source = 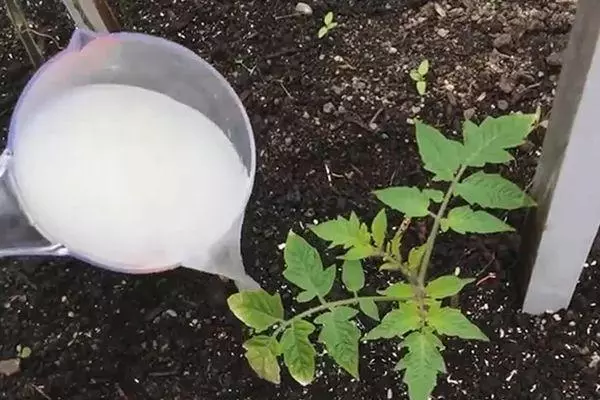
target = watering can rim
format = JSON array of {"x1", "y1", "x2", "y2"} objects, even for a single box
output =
[
  {"x1": 8, "y1": 28, "x2": 257, "y2": 192},
  {"x1": 3, "y1": 29, "x2": 257, "y2": 274}
]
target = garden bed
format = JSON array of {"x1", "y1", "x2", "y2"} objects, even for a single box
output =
[{"x1": 2, "y1": 0, "x2": 598, "y2": 399}]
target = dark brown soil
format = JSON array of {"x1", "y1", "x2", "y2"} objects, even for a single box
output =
[{"x1": 2, "y1": 0, "x2": 597, "y2": 399}]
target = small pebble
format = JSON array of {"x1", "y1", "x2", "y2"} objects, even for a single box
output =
[
  {"x1": 165, "y1": 309, "x2": 178, "y2": 317},
  {"x1": 493, "y1": 33, "x2": 512, "y2": 49},
  {"x1": 284, "y1": 137, "x2": 292, "y2": 146},
  {"x1": 388, "y1": 47, "x2": 398, "y2": 54},
  {"x1": 323, "y1": 102, "x2": 335, "y2": 113},
  {"x1": 497, "y1": 100, "x2": 509, "y2": 111},
  {"x1": 546, "y1": 52, "x2": 562, "y2": 67},
  {"x1": 437, "y1": 28, "x2": 449, "y2": 38},
  {"x1": 464, "y1": 108, "x2": 476, "y2": 120},
  {"x1": 331, "y1": 85, "x2": 344, "y2": 95},
  {"x1": 295, "y1": 2, "x2": 313, "y2": 16},
  {"x1": 387, "y1": 388, "x2": 393, "y2": 399},
  {"x1": 552, "y1": 313, "x2": 561, "y2": 322}
]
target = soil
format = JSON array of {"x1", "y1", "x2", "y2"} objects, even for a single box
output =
[{"x1": 1, "y1": 0, "x2": 596, "y2": 399}]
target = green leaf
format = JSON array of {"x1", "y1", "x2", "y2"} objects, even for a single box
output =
[
  {"x1": 378, "y1": 282, "x2": 414, "y2": 299},
  {"x1": 314, "y1": 307, "x2": 361, "y2": 379},
  {"x1": 407, "y1": 245, "x2": 427, "y2": 270},
  {"x1": 371, "y1": 209, "x2": 387, "y2": 249},
  {"x1": 418, "y1": 59, "x2": 430, "y2": 76},
  {"x1": 342, "y1": 259, "x2": 364, "y2": 292},
  {"x1": 415, "y1": 121, "x2": 463, "y2": 181},
  {"x1": 324, "y1": 11, "x2": 334, "y2": 25},
  {"x1": 441, "y1": 206, "x2": 514, "y2": 234},
  {"x1": 426, "y1": 275, "x2": 475, "y2": 299},
  {"x1": 359, "y1": 299, "x2": 380, "y2": 321},
  {"x1": 379, "y1": 262, "x2": 401, "y2": 271},
  {"x1": 283, "y1": 231, "x2": 336, "y2": 298},
  {"x1": 243, "y1": 336, "x2": 281, "y2": 384},
  {"x1": 340, "y1": 244, "x2": 375, "y2": 260},
  {"x1": 318, "y1": 26, "x2": 328, "y2": 38},
  {"x1": 328, "y1": 21, "x2": 338, "y2": 29},
  {"x1": 310, "y1": 215, "x2": 371, "y2": 249},
  {"x1": 280, "y1": 320, "x2": 317, "y2": 385},
  {"x1": 374, "y1": 186, "x2": 431, "y2": 217},
  {"x1": 296, "y1": 291, "x2": 316, "y2": 303},
  {"x1": 409, "y1": 69, "x2": 422, "y2": 82},
  {"x1": 416, "y1": 80, "x2": 427, "y2": 96},
  {"x1": 455, "y1": 171, "x2": 536, "y2": 210},
  {"x1": 428, "y1": 307, "x2": 489, "y2": 341},
  {"x1": 364, "y1": 302, "x2": 420, "y2": 340},
  {"x1": 423, "y1": 189, "x2": 444, "y2": 203},
  {"x1": 395, "y1": 331, "x2": 446, "y2": 400},
  {"x1": 462, "y1": 114, "x2": 537, "y2": 167},
  {"x1": 227, "y1": 290, "x2": 284, "y2": 332}
]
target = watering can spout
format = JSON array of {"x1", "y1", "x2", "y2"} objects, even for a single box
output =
[
  {"x1": 0, "y1": 150, "x2": 65, "y2": 257},
  {"x1": 67, "y1": 28, "x2": 102, "y2": 51}
]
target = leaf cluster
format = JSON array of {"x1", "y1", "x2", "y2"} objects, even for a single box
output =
[{"x1": 228, "y1": 112, "x2": 538, "y2": 399}]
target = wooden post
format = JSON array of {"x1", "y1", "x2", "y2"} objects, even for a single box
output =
[
  {"x1": 60, "y1": 0, "x2": 120, "y2": 32},
  {"x1": 521, "y1": 0, "x2": 600, "y2": 314}
]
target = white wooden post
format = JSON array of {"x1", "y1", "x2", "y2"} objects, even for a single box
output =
[
  {"x1": 60, "y1": 0, "x2": 119, "y2": 32},
  {"x1": 522, "y1": 0, "x2": 600, "y2": 314}
]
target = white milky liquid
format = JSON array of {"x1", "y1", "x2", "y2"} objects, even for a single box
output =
[{"x1": 12, "y1": 84, "x2": 250, "y2": 271}]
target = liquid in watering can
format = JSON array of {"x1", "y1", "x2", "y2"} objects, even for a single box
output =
[{"x1": 1, "y1": 29, "x2": 259, "y2": 289}]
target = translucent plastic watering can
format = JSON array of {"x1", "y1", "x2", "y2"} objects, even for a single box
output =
[{"x1": 2, "y1": 29, "x2": 259, "y2": 289}]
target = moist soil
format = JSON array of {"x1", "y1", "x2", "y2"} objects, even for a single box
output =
[{"x1": 1, "y1": 0, "x2": 596, "y2": 399}]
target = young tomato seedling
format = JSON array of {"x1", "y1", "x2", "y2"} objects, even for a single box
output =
[
  {"x1": 318, "y1": 11, "x2": 338, "y2": 39},
  {"x1": 228, "y1": 113, "x2": 538, "y2": 400},
  {"x1": 410, "y1": 59, "x2": 430, "y2": 96}
]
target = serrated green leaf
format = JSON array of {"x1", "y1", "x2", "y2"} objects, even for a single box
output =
[
  {"x1": 427, "y1": 307, "x2": 489, "y2": 341},
  {"x1": 310, "y1": 214, "x2": 371, "y2": 250},
  {"x1": 378, "y1": 282, "x2": 414, "y2": 299},
  {"x1": 426, "y1": 275, "x2": 475, "y2": 299},
  {"x1": 342, "y1": 259, "x2": 364, "y2": 292},
  {"x1": 409, "y1": 69, "x2": 422, "y2": 82},
  {"x1": 280, "y1": 320, "x2": 317, "y2": 386},
  {"x1": 314, "y1": 307, "x2": 361, "y2": 379},
  {"x1": 318, "y1": 26, "x2": 328, "y2": 38},
  {"x1": 418, "y1": 59, "x2": 430, "y2": 76},
  {"x1": 324, "y1": 11, "x2": 334, "y2": 25},
  {"x1": 442, "y1": 206, "x2": 514, "y2": 234},
  {"x1": 462, "y1": 114, "x2": 537, "y2": 167},
  {"x1": 296, "y1": 291, "x2": 316, "y2": 303},
  {"x1": 456, "y1": 171, "x2": 536, "y2": 210},
  {"x1": 407, "y1": 245, "x2": 427, "y2": 270},
  {"x1": 415, "y1": 121, "x2": 463, "y2": 181},
  {"x1": 284, "y1": 232, "x2": 336, "y2": 298},
  {"x1": 227, "y1": 290, "x2": 284, "y2": 332},
  {"x1": 371, "y1": 209, "x2": 387, "y2": 249},
  {"x1": 364, "y1": 302, "x2": 420, "y2": 340},
  {"x1": 416, "y1": 80, "x2": 427, "y2": 96},
  {"x1": 423, "y1": 189, "x2": 444, "y2": 203},
  {"x1": 395, "y1": 331, "x2": 446, "y2": 400},
  {"x1": 374, "y1": 186, "x2": 431, "y2": 217},
  {"x1": 340, "y1": 244, "x2": 375, "y2": 260},
  {"x1": 359, "y1": 299, "x2": 380, "y2": 321},
  {"x1": 243, "y1": 336, "x2": 281, "y2": 384}
]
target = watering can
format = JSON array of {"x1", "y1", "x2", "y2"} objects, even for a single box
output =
[{"x1": 1, "y1": 29, "x2": 259, "y2": 289}]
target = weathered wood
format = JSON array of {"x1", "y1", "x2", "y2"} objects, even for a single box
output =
[
  {"x1": 521, "y1": 0, "x2": 600, "y2": 314},
  {"x1": 60, "y1": 0, "x2": 119, "y2": 32}
]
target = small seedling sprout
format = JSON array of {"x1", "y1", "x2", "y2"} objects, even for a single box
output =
[
  {"x1": 410, "y1": 59, "x2": 430, "y2": 96},
  {"x1": 318, "y1": 11, "x2": 338, "y2": 39}
]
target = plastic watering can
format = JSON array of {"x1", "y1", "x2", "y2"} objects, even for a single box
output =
[{"x1": 1, "y1": 29, "x2": 259, "y2": 289}]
